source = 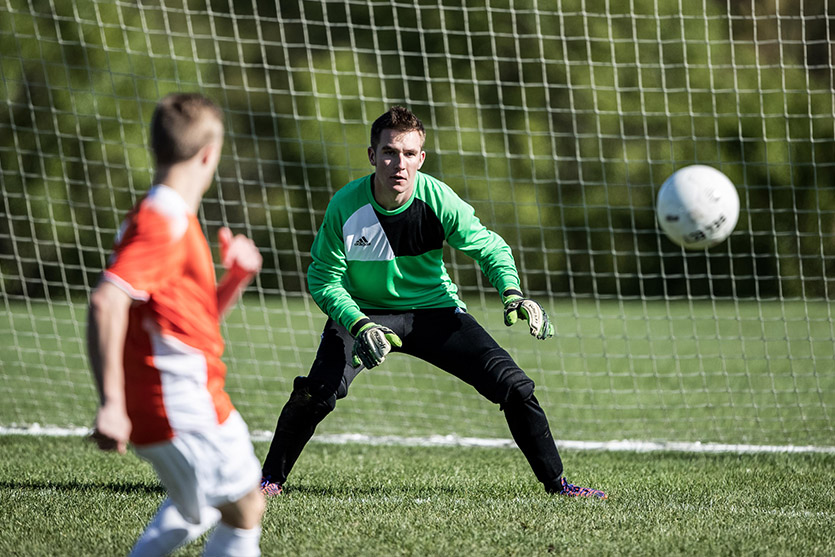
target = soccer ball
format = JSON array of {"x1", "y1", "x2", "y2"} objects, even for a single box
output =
[{"x1": 656, "y1": 165, "x2": 739, "y2": 249}]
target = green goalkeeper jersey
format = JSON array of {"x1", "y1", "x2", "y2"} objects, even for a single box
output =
[{"x1": 308, "y1": 171, "x2": 521, "y2": 332}]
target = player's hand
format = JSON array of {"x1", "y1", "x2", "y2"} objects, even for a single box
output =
[
  {"x1": 351, "y1": 322, "x2": 402, "y2": 369},
  {"x1": 90, "y1": 403, "x2": 132, "y2": 454},
  {"x1": 503, "y1": 291, "x2": 554, "y2": 340},
  {"x1": 218, "y1": 227, "x2": 262, "y2": 275}
]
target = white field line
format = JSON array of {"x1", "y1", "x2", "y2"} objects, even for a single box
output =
[{"x1": 2, "y1": 425, "x2": 835, "y2": 454}]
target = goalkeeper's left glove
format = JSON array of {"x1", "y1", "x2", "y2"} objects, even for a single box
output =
[
  {"x1": 502, "y1": 289, "x2": 555, "y2": 340},
  {"x1": 351, "y1": 320, "x2": 403, "y2": 369}
]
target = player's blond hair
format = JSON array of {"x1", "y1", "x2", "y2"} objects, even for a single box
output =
[{"x1": 150, "y1": 93, "x2": 224, "y2": 166}]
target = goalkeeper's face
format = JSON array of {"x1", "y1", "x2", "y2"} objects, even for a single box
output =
[{"x1": 369, "y1": 128, "x2": 426, "y2": 210}]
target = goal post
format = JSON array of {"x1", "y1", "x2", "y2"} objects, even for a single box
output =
[{"x1": 1, "y1": 0, "x2": 833, "y2": 448}]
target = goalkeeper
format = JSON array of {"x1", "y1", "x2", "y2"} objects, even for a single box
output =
[{"x1": 260, "y1": 106, "x2": 606, "y2": 499}]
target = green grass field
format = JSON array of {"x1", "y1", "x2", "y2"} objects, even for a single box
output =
[
  {"x1": 2, "y1": 298, "x2": 834, "y2": 445},
  {"x1": 2, "y1": 298, "x2": 834, "y2": 554},
  {"x1": 1, "y1": 435, "x2": 833, "y2": 556}
]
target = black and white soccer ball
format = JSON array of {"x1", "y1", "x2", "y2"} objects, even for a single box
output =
[{"x1": 656, "y1": 165, "x2": 739, "y2": 249}]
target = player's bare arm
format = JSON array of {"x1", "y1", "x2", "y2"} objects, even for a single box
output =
[
  {"x1": 87, "y1": 281, "x2": 133, "y2": 454},
  {"x1": 217, "y1": 226, "x2": 263, "y2": 318}
]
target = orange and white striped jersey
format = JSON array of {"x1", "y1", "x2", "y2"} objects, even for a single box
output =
[{"x1": 103, "y1": 185, "x2": 233, "y2": 446}]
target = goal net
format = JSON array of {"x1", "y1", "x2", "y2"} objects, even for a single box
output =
[{"x1": 1, "y1": 0, "x2": 833, "y2": 448}]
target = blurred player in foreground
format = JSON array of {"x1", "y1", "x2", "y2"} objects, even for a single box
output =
[
  {"x1": 87, "y1": 93, "x2": 265, "y2": 556},
  {"x1": 259, "y1": 106, "x2": 606, "y2": 500}
]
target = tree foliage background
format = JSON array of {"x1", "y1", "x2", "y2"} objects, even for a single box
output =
[{"x1": 1, "y1": 0, "x2": 834, "y2": 301}]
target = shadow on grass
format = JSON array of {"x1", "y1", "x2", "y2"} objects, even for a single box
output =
[
  {"x1": 283, "y1": 483, "x2": 472, "y2": 497},
  {"x1": 0, "y1": 479, "x2": 165, "y2": 495}
]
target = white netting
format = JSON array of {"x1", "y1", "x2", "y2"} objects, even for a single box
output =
[{"x1": 1, "y1": 0, "x2": 833, "y2": 446}]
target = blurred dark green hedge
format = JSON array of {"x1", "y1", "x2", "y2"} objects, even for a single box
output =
[{"x1": 1, "y1": 0, "x2": 833, "y2": 300}]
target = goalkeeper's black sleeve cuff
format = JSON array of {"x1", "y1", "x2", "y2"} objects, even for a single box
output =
[
  {"x1": 350, "y1": 317, "x2": 373, "y2": 336},
  {"x1": 502, "y1": 288, "x2": 523, "y2": 300}
]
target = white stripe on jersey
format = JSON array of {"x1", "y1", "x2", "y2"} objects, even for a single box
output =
[
  {"x1": 343, "y1": 203, "x2": 395, "y2": 261},
  {"x1": 145, "y1": 184, "x2": 190, "y2": 241},
  {"x1": 101, "y1": 270, "x2": 151, "y2": 301},
  {"x1": 145, "y1": 320, "x2": 218, "y2": 434}
]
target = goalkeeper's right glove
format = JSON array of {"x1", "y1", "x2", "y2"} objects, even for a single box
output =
[
  {"x1": 502, "y1": 289, "x2": 555, "y2": 340},
  {"x1": 351, "y1": 321, "x2": 402, "y2": 369}
]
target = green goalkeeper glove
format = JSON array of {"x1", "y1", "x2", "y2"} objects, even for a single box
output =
[
  {"x1": 502, "y1": 289, "x2": 555, "y2": 340},
  {"x1": 351, "y1": 321, "x2": 403, "y2": 369}
]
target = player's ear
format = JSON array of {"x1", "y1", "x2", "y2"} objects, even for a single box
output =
[
  {"x1": 200, "y1": 140, "x2": 222, "y2": 169},
  {"x1": 368, "y1": 146, "x2": 376, "y2": 166},
  {"x1": 417, "y1": 150, "x2": 426, "y2": 169}
]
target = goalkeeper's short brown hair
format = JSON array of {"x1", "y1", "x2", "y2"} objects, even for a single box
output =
[
  {"x1": 370, "y1": 106, "x2": 425, "y2": 151},
  {"x1": 150, "y1": 93, "x2": 224, "y2": 166}
]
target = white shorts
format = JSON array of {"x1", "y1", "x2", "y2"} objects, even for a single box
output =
[{"x1": 135, "y1": 411, "x2": 261, "y2": 524}]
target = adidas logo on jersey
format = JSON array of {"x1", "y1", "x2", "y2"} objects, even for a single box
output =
[{"x1": 354, "y1": 236, "x2": 371, "y2": 246}]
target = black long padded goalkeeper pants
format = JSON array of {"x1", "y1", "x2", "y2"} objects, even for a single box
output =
[{"x1": 261, "y1": 307, "x2": 564, "y2": 491}]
